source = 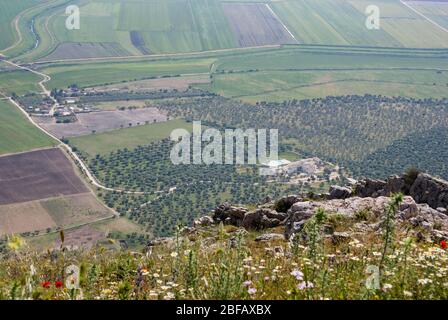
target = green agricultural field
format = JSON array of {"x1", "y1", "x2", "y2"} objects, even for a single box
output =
[
  {"x1": 3, "y1": 0, "x2": 71, "y2": 60},
  {"x1": 0, "y1": 100, "x2": 57, "y2": 155},
  {"x1": 214, "y1": 46, "x2": 448, "y2": 72},
  {"x1": 408, "y1": 1, "x2": 448, "y2": 30},
  {"x1": 207, "y1": 69, "x2": 448, "y2": 102},
  {"x1": 348, "y1": 0, "x2": 448, "y2": 47},
  {"x1": 0, "y1": 70, "x2": 42, "y2": 96},
  {"x1": 0, "y1": 0, "x2": 40, "y2": 51},
  {"x1": 272, "y1": 0, "x2": 448, "y2": 48},
  {"x1": 204, "y1": 46, "x2": 448, "y2": 102},
  {"x1": 41, "y1": 57, "x2": 214, "y2": 89},
  {"x1": 69, "y1": 118, "x2": 191, "y2": 156},
  {"x1": 39, "y1": 0, "x2": 237, "y2": 58}
]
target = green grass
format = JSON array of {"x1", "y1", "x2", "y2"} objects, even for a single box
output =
[
  {"x1": 273, "y1": 0, "x2": 448, "y2": 48},
  {"x1": 207, "y1": 69, "x2": 448, "y2": 102},
  {"x1": 410, "y1": 1, "x2": 448, "y2": 30},
  {"x1": 348, "y1": 0, "x2": 448, "y2": 48},
  {"x1": 279, "y1": 151, "x2": 300, "y2": 162},
  {"x1": 4, "y1": 0, "x2": 71, "y2": 60},
  {"x1": 2, "y1": 209, "x2": 448, "y2": 300},
  {"x1": 38, "y1": 0, "x2": 237, "y2": 57},
  {"x1": 42, "y1": 58, "x2": 214, "y2": 88},
  {"x1": 200, "y1": 46, "x2": 448, "y2": 102},
  {"x1": 0, "y1": 0, "x2": 40, "y2": 51},
  {"x1": 0, "y1": 70, "x2": 42, "y2": 95},
  {"x1": 215, "y1": 46, "x2": 448, "y2": 71},
  {"x1": 70, "y1": 118, "x2": 192, "y2": 156},
  {"x1": 0, "y1": 100, "x2": 57, "y2": 155}
]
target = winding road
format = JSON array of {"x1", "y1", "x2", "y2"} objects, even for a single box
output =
[{"x1": 1, "y1": 52, "x2": 155, "y2": 196}]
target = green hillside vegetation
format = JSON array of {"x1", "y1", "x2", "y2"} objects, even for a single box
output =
[
  {"x1": 0, "y1": 100, "x2": 57, "y2": 155},
  {"x1": 349, "y1": 127, "x2": 448, "y2": 179},
  {"x1": 88, "y1": 139, "x2": 300, "y2": 236},
  {"x1": 156, "y1": 95, "x2": 448, "y2": 179}
]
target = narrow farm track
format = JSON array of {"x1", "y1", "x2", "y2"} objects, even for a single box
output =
[
  {"x1": 0, "y1": 0, "x2": 61, "y2": 56},
  {"x1": 0, "y1": 53, "x2": 156, "y2": 196},
  {"x1": 400, "y1": 0, "x2": 448, "y2": 34}
]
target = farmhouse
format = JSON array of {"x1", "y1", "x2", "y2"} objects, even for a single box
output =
[{"x1": 259, "y1": 159, "x2": 291, "y2": 176}]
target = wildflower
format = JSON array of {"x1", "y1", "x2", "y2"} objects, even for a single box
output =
[
  {"x1": 141, "y1": 268, "x2": 150, "y2": 276},
  {"x1": 247, "y1": 287, "x2": 257, "y2": 295},
  {"x1": 264, "y1": 276, "x2": 270, "y2": 281},
  {"x1": 55, "y1": 281, "x2": 63, "y2": 289},
  {"x1": 417, "y1": 278, "x2": 432, "y2": 285},
  {"x1": 290, "y1": 269, "x2": 304, "y2": 281},
  {"x1": 7, "y1": 235, "x2": 25, "y2": 251},
  {"x1": 243, "y1": 280, "x2": 252, "y2": 287},
  {"x1": 30, "y1": 265, "x2": 36, "y2": 276},
  {"x1": 163, "y1": 292, "x2": 175, "y2": 300},
  {"x1": 403, "y1": 290, "x2": 413, "y2": 297},
  {"x1": 153, "y1": 273, "x2": 160, "y2": 278},
  {"x1": 382, "y1": 283, "x2": 392, "y2": 291},
  {"x1": 101, "y1": 289, "x2": 112, "y2": 295},
  {"x1": 297, "y1": 281, "x2": 314, "y2": 290},
  {"x1": 441, "y1": 240, "x2": 447, "y2": 250},
  {"x1": 42, "y1": 281, "x2": 51, "y2": 289},
  {"x1": 170, "y1": 252, "x2": 178, "y2": 258},
  {"x1": 149, "y1": 291, "x2": 158, "y2": 298}
]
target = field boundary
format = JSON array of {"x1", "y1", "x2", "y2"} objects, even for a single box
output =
[
  {"x1": 265, "y1": 3, "x2": 299, "y2": 44},
  {"x1": 32, "y1": 44, "x2": 282, "y2": 65},
  {"x1": 400, "y1": 0, "x2": 448, "y2": 34}
]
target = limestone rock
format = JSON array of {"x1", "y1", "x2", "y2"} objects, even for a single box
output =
[
  {"x1": 328, "y1": 185, "x2": 352, "y2": 200},
  {"x1": 242, "y1": 209, "x2": 286, "y2": 230},
  {"x1": 274, "y1": 195, "x2": 303, "y2": 213},
  {"x1": 255, "y1": 233, "x2": 285, "y2": 242},
  {"x1": 409, "y1": 173, "x2": 448, "y2": 210},
  {"x1": 194, "y1": 216, "x2": 214, "y2": 228},
  {"x1": 354, "y1": 178, "x2": 386, "y2": 197},
  {"x1": 213, "y1": 203, "x2": 248, "y2": 226}
]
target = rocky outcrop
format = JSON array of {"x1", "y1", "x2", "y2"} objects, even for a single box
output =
[
  {"x1": 284, "y1": 196, "x2": 393, "y2": 238},
  {"x1": 212, "y1": 204, "x2": 286, "y2": 230},
  {"x1": 354, "y1": 175, "x2": 407, "y2": 197},
  {"x1": 198, "y1": 172, "x2": 448, "y2": 245},
  {"x1": 213, "y1": 204, "x2": 248, "y2": 226},
  {"x1": 255, "y1": 233, "x2": 285, "y2": 242},
  {"x1": 284, "y1": 195, "x2": 448, "y2": 239},
  {"x1": 328, "y1": 186, "x2": 352, "y2": 200},
  {"x1": 274, "y1": 195, "x2": 303, "y2": 213},
  {"x1": 354, "y1": 178, "x2": 387, "y2": 197},
  {"x1": 194, "y1": 216, "x2": 214, "y2": 228},
  {"x1": 354, "y1": 173, "x2": 448, "y2": 211},
  {"x1": 409, "y1": 173, "x2": 448, "y2": 210},
  {"x1": 242, "y1": 209, "x2": 287, "y2": 230}
]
